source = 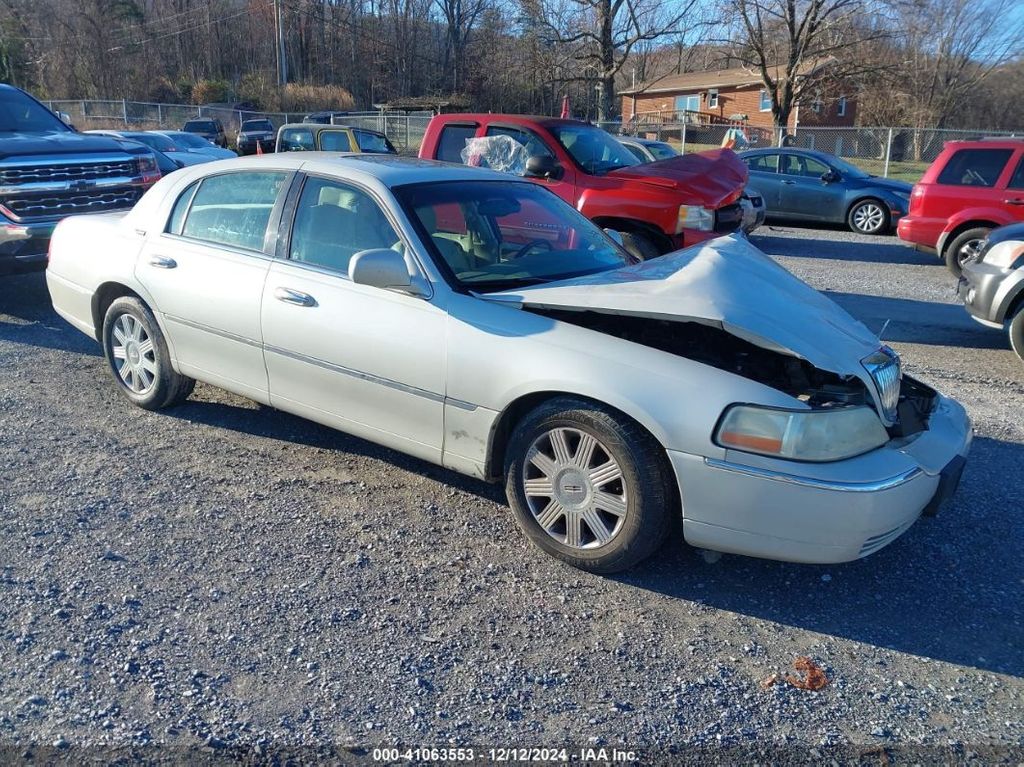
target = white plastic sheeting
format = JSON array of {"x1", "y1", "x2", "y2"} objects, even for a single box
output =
[{"x1": 460, "y1": 135, "x2": 529, "y2": 176}]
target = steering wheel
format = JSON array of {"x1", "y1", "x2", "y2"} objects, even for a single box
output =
[{"x1": 509, "y1": 239, "x2": 553, "y2": 260}]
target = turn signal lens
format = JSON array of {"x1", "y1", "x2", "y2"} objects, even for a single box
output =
[
  {"x1": 677, "y1": 204, "x2": 714, "y2": 233},
  {"x1": 715, "y1": 405, "x2": 889, "y2": 462}
]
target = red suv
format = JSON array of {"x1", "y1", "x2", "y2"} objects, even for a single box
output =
[
  {"x1": 419, "y1": 114, "x2": 747, "y2": 259},
  {"x1": 898, "y1": 138, "x2": 1024, "y2": 275}
]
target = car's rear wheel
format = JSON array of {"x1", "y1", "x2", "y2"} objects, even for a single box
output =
[
  {"x1": 102, "y1": 297, "x2": 195, "y2": 411},
  {"x1": 504, "y1": 397, "x2": 675, "y2": 573},
  {"x1": 1009, "y1": 305, "x2": 1024, "y2": 363},
  {"x1": 944, "y1": 226, "x2": 990, "y2": 277},
  {"x1": 619, "y1": 231, "x2": 662, "y2": 261},
  {"x1": 847, "y1": 199, "x2": 889, "y2": 235}
]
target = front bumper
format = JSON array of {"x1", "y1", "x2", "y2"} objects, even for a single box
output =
[
  {"x1": 671, "y1": 393, "x2": 972, "y2": 564},
  {"x1": 0, "y1": 215, "x2": 57, "y2": 275},
  {"x1": 959, "y1": 258, "x2": 1017, "y2": 326}
]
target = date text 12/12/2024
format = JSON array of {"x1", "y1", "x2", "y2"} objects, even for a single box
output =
[{"x1": 371, "y1": 747, "x2": 639, "y2": 762}]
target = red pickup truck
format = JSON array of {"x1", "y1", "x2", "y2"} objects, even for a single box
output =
[{"x1": 418, "y1": 114, "x2": 748, "y2": 259}]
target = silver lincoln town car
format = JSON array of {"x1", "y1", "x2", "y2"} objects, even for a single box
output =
[{"x1": 46, "y1": 154, "x2": 972, "y2": 573}]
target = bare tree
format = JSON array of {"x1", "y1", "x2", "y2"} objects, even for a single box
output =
[
  {"x1": 721, "y1": 0, "x2": 891, "y2": 132},
  {"x1": 434, "y1": 0, "x2": 488, "y2": 92}
]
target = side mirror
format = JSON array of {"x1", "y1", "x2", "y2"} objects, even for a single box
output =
[
  {"x1": 821, "y1": 170, "x2": 840, "y2": 183},
  {"x1": 349, "y1": 248, "x2": 429, "y2": 297},
  {"x1": 173, "y1": 159, "x2": 185, "y2": 169},
  {"x1": 525, "y1": 155, "x2": 561, "y2": 180}
]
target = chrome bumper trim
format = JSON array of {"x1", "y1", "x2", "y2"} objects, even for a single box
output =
[{"x1": 703, "y1": 457, "x2": 923, "y2": 493}]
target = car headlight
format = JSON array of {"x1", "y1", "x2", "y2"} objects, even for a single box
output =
[
  {"x1": 715, "y1": 404, "x2": 889, "y2": 462},
  {"x1": 981, "y1": 240, "x2": 1024, "y2": 269},
  {"x1": 677, "y1": 204, "x2": 714, "y2": 233}
]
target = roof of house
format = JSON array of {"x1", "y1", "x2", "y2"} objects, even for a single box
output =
[{"x1": 620, "y1": 60, "x2": 829, "y2": 96}]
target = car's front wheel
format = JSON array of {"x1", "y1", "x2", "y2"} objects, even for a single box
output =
[
  {"x1": 944, "y1": 226, "x2": 991, "y2": 277},
  {"x1": 504, "y1": 397, "x2": 675, "y2": 573},
  {"x1": 618, "y1": 231, "x2": 662, "y2": 261},
  {"x1": 1009, "y1": 304, "x2": 1024, "y2": 363},
  {"x1": 102, "y1": 297, "x2": 195, "y2": 411},
  {"x1": 847, "y1": 199, "x2": 889, "y2": 235}
]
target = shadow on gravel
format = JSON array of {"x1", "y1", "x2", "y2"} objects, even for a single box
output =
[
  {"x1": 625, "y1": 435, "x2": 1024, "y2": 678},
  {"x1": 0, "y1": 272, "x2": 101, "y2": 357},
  {"x1": 825, "y1": 291, "x2": 1008, "y2": 350},
  {"x1": 751, "y1": 228, "x2": 935, "y2": 266}
]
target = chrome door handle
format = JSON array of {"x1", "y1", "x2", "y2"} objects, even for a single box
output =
[
  {"x1": 1004, "y1": 198, "x2": 1024, "y2": 205},
  {"x1": 149, "y1": 256, "x2": 177, "y2": 269},
  {"x1": 274, "y1": 287, "x2": 317, "y2": 307}
]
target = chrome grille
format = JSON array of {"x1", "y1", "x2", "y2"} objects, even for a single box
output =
[
  {"x1": 2, "y1": 188, "x2": 142, "y2": 219},
  {"x1": 0, "y1": 160, "x2": 135, "y2": 185},
  {"x1": 862, "y1": 346, "x2": 902, "y2": 421}
]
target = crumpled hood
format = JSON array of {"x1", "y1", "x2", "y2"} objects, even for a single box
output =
[
  {"x1": 607, "y1": 149, "x2": 748, "y2": 208},
  {"x1": 484, "y1": 234, "x2": 882, "y2": 380}
]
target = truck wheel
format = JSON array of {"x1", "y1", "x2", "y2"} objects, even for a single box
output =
[
  {"x1": 102, "y1": 297, "x2": 195, "y2": 411},
  {"x1": 619, "y1": 231, "x2": 662, "y2": 261},
  {"x1": 504, "y1": 396, "x2": 675, "y2": 573},
  {"x1": 944, "y1": 227, "x2": 990, "y2": 277},
  {"x1": 1009, "y1": 305, "x2": 1024, "y2": 363}
]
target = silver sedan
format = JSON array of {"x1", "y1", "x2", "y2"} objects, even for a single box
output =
[{"x1": 45, "y1": 154, "x2": 971, "y2": 572}]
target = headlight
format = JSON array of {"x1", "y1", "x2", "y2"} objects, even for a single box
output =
[
  {"x1": 677, "y1": 204, "x2": 714, "y2": 233},
  {"x1": 981, "y1": 240, "x2": 1024, "y2": 269},
  {"x1": 715, "y1": 404, "x2": 889, "y2": 462}
]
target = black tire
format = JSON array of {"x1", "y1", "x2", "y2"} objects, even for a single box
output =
[
  {"x1": 944, "y1": 226, "x2": 991, "y2": 277},
  {"x1": 1009, "y1": 304, "x2": 1024, "y2": 363},
  {"x1": 847, "y1": 198, "x2": 890, "y2": 235},
  {"x1": 101, "y1": 296, "x2": 195, "y2": 411},
  {"x1": 504, "y1": 396, "x2": 676, "y2": 573},
  {"x1": 619, "y1": 231, "x2": 663, "y2": 261}
]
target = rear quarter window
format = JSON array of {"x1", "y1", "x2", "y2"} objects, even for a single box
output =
[
  {"x1": 937, "y1": 148, "x2": 1013, "y2": 187},
  {"x1": 436, "y1": 124, "x2": 477, "y2": 163}
]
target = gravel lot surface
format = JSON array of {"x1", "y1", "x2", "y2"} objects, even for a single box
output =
[{"x1": 1, "y1": 223, "x2": 1021, "y2": 763}]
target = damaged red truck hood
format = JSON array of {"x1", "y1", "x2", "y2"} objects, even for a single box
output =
[{"x1": 607, "y1": 149, "x2": 748, "y2": 208}]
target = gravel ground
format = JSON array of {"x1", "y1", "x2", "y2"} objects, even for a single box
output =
[{"x1": 0, "y1": 223, "x2": 1021, "y2": 764}]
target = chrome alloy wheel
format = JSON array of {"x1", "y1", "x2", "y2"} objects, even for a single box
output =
[
  {"x1": 110, "y1": 313, "x2": 158, "y2": 395},
  {"x1": 522, "y1": 427, "x2": 628, "y2": 550},
  {"x1": 957, "y1": 238, "x2": 985, "y2": 267},
  {"x1": 852, "y1": 202, "x2": 885, "y2": 233}
]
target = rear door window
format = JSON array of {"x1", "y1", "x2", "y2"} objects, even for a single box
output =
[
  {"x1": 354, "y1": 130, "x2": 395, "y2": 153},
  {"x1": 318, "y1": 130, "x2": 352, "y2": 152},
  {"x1": 436, "y1": 124, "x2": 477, "y2": 163},
  {"x1": 937, "y1": 148, "x2": 1013, "y2": 187},
  {"x1": 180, "y1": 171, "x2": 288, "y2": 252},
  {"x1": 745, "y1": 153, "x2": 779, "y2": 172}
]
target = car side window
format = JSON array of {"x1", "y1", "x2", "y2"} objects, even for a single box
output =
[
  {"x1": 484, "y1": 126, "x2": 554, "y2": 160},
  {"x1": 622, "y1": 143, "x2": 647, "y2": 162},
  {"x1": 1007, "y1": 155, "x2": 1024, "y2": 190},
  {"x1": 167, "y1": 181, "x2": 199, "y2": 235},
  {"x1": 179, "y1": 171, "x2": 288, "y2": 252},
  {"x1": 354, "y1": 130, "x2": 394, "y2": 153},
  {"x1": 280, "y1": 128, "x2": 315, "y2": 151},
  {"x1": 937, "y1": 148, "x2": 1013, "y2": 187},
  {"x1": 318, "y1": 130, "x2": 351, "y2": 152},
  {"x1": 781, "y1": 154, "x2": 828, "y2": 178},
  {"x1": 436, "y1": 124, "x2": 477, "y2": 163},
  {"x1": 745, "y1": 154, "x2": 779, "y2": 172},
  {"x1": 289, "y1": 176, "x2": 402, "y2": 275}
]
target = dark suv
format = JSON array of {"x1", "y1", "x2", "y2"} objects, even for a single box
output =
[
  {"x1": 959, "y1": 222, "x2": 1024, "y2": 361},
  {"x1": 181, "y1": 117, "x2": 228, "y2": 148}
]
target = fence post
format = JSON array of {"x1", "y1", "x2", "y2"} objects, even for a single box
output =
[
  {"x1": 406, "y1": 115, "x2": 411, "y2": 154},
  {"x1": 157, "y1": 103, "x2": 162, "y2": 127},
  {"x1": 122, "y1": 98, "x2": 128, "y2": 126},
  {"x1": 680, "y1": 121, "x2": 686, "y2": 153},
  {"x1": 883, "y1": 127, "x2": 893, "y2": 178}
]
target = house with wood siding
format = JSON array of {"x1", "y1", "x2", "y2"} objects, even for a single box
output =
[{"x1": 620, "y1": 62, "x2": 857, "y2": 132}]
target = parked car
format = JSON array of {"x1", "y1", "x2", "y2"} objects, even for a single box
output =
[
  {"x1": 419, "y1": 114, "x2": 748, "y2": 260},
  {"x1": 181, "y1": 117, "x2": 228, "y2": 148},
  {"x1": 45, "y1": 154, "x2": 971, "y2": 572},
  {"x1": 86, "y1": 130, "x2": 210, "y2": 169},
  {"x1": 275, "y1": 123, "x2": 397, "y2": 154},
  {"x1": 738, "y1": 148, "x2": 912, "y2": 236},
  {"x1": 236, "y1": 119, "x2": 276, "y2": 155},
  {"x1": 619, "y1": 136, "x2": 765, "y2": 234},
  {"x1": 897, "y1": 138, "x2": 1024, "y2": 276},
  {"x1": 0, "y1": 84, "x2": 160, "y2": 276},
  {"x1": 958, "y1": 222, "x2": 1024, "y2": 361},
  {"x1": 303, "y1": 111, "x2": 352, "y2": 124},
  {"x1": 155, "y1": 131, "x2": 237, "y2": 160}
]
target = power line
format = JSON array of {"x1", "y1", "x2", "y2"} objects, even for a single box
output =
[{"x1": 108, "y1": 4, "x2": 270, "y2": 51}]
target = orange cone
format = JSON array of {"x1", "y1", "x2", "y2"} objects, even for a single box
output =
[{"x1": 256, "y1": 141, "x2": 263, "y2": 156}]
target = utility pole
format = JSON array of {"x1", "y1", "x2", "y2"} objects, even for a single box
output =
[{"x1": 275, "y1": 0, "x2": 288, "y2": 86}]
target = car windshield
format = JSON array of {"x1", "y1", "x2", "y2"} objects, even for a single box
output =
[
  {"x1": 396, "y1": 180, "x2": 633, "y2": 292},
  {"x1": 548, "y1": 125, "x2": 640, "y2": 175},
  {"x1": 127, "y1": 132, "x2": 176, "y2": 152},
  {"x1": 0, "y1": 87, "x2": 71, "y2": 133},
  {"x1": 827, "y1": 155, "x2": 870, "y2": 179},
  {"x1": 184, "y1": 120, "x2": 216, "y2": 133},
  {"x1": 242, "y1": 120, "x2": 273, "y2": 132},
  {"x1": 173, "y1": 133, "x2": 213, "y2": 148}
]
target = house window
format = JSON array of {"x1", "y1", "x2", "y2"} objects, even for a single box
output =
[
  {"x1": 811, "y1": 94, "x2": 822, "y2": 113},
  {"x1": 837, "y1": 96, "x2": 847, "y2": 117},
  {"x1": 707, "y1": 89, "x2": 719, "y2": 108},
  {"x1": 675, "y1": 94, "x2": 700, "y2": 112},
  {"x1": 759, "y1": 90, "x2": 772, "y2": 112}
]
